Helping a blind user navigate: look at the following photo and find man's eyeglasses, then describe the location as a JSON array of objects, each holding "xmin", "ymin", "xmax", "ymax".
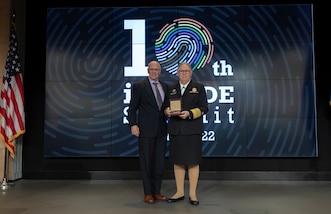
[{"xmin": 148, "ymin": 68, "xmax": 161, "ymax": 71}]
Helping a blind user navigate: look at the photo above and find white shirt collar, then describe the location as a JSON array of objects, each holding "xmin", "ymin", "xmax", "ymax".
[
  {"xmin": 180, "ymin": 80, "xmax": 190, "ymax": 89},
  {"xmin": 148, "ymin": 77, "xmax": 159, "ymax": 85}
]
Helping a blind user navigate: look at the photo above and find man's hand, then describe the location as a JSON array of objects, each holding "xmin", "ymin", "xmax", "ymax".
[{"xmin": 131, "ymin": 125, "xmax": 140, "ymax": 137}]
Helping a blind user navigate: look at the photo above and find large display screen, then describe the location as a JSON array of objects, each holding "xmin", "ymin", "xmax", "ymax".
[{"xmin": 45, "ymin": 4, "xmax": 317, "ymax": 157}]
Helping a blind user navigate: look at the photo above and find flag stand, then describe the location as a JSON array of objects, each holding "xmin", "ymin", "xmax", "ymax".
[{"xmin": 1, "ymin": 149, "xmax": 10, "ymax": 190}]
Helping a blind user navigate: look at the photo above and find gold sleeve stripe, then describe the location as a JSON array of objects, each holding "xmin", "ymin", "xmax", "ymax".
[{"xmin": 191, "ymin": 108, "xmax": 202, "ymax": 119}]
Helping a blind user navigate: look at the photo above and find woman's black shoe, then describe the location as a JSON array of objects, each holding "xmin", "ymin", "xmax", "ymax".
[
  {"xmin": 167, "ymin": 196, "xmax": 185, "ymax": 203},
  {"xmin": 189, "ymin": 197, "xmax": 199, "ymax": 205}
]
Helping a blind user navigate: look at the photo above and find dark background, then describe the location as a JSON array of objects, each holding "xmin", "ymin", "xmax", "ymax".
[
  {"xmin": 44, "ymin": 6, "xmax": 316, "ymax": 158},
  {"xmin": 20, "ymin": 0, "xmax": 331, "ymax": 180}
]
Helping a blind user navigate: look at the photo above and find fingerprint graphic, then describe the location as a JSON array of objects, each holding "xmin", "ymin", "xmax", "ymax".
[{"xmin": 155, "ymin": 18, "xmax": 214, "ymax": 74}]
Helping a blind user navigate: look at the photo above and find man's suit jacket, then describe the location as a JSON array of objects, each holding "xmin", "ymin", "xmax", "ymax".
[
  {"xmin": 128, "ymin": 78, "xmax": 168, "ymax": 138},
  {"xmin": 167, "ymin": 81, "xmax": 208, "ymax": 136}
]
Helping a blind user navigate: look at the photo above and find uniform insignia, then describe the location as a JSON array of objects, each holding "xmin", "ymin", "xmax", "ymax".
[
  {"xmin": 170, "ymin": 88, "xmax": 178, "ymax": 95},
  {"xmin": 189, "ymin": 87, "xmax": 199, "ymax": 93}
]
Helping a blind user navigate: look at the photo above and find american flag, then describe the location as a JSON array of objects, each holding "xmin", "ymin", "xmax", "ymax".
[{"xmin": 0, "ymin": 23, "xmax": 25, "ymax": 158}]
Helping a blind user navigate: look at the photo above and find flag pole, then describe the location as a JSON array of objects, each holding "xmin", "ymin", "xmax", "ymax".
[{"xmin": 1, "ymin": 149, "xmax": 10, "ymax": 190}]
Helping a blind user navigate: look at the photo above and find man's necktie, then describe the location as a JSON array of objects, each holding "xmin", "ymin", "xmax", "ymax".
[{"xmin": 153, "ymin": 82, "xmax": 162, "ymax": 109}]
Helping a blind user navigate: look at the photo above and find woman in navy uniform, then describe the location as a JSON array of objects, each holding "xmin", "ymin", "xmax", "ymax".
[{"xmin": 164, "ymin": 62, "xmax": 208, "ymax": 205}]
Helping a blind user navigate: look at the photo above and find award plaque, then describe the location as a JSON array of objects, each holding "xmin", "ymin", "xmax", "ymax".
[{"xmin": 170, "ymin": 98, "xmax": 183, "ymax": 116}]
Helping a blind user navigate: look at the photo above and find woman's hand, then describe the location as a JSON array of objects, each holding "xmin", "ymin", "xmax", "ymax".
[
  {"xmin": 178, "ymin": 110, "xmax": 189, "ymax": 119},
  {"xmin": 165, "ymin": 107, "xmax": 172, "ymax": 117}
]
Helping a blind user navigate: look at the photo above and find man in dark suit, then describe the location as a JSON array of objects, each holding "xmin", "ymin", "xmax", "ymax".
[
  {"xmin": 128, "ymin": 61, "xmax": 168, "ymax": 204},
  {"xmin": 165, "ymin": 62, "xmax": 208, "ymax": 205}
]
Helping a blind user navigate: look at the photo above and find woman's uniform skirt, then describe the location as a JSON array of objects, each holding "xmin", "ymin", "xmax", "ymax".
[{"xmin": 169, "ymin": 134, "xmax": 202, "ymax": 165}]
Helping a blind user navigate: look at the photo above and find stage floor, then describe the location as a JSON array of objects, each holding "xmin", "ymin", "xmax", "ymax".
[{"xmin": 1, "ymin": 179, "xmax": 331, "ymax": 214}]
